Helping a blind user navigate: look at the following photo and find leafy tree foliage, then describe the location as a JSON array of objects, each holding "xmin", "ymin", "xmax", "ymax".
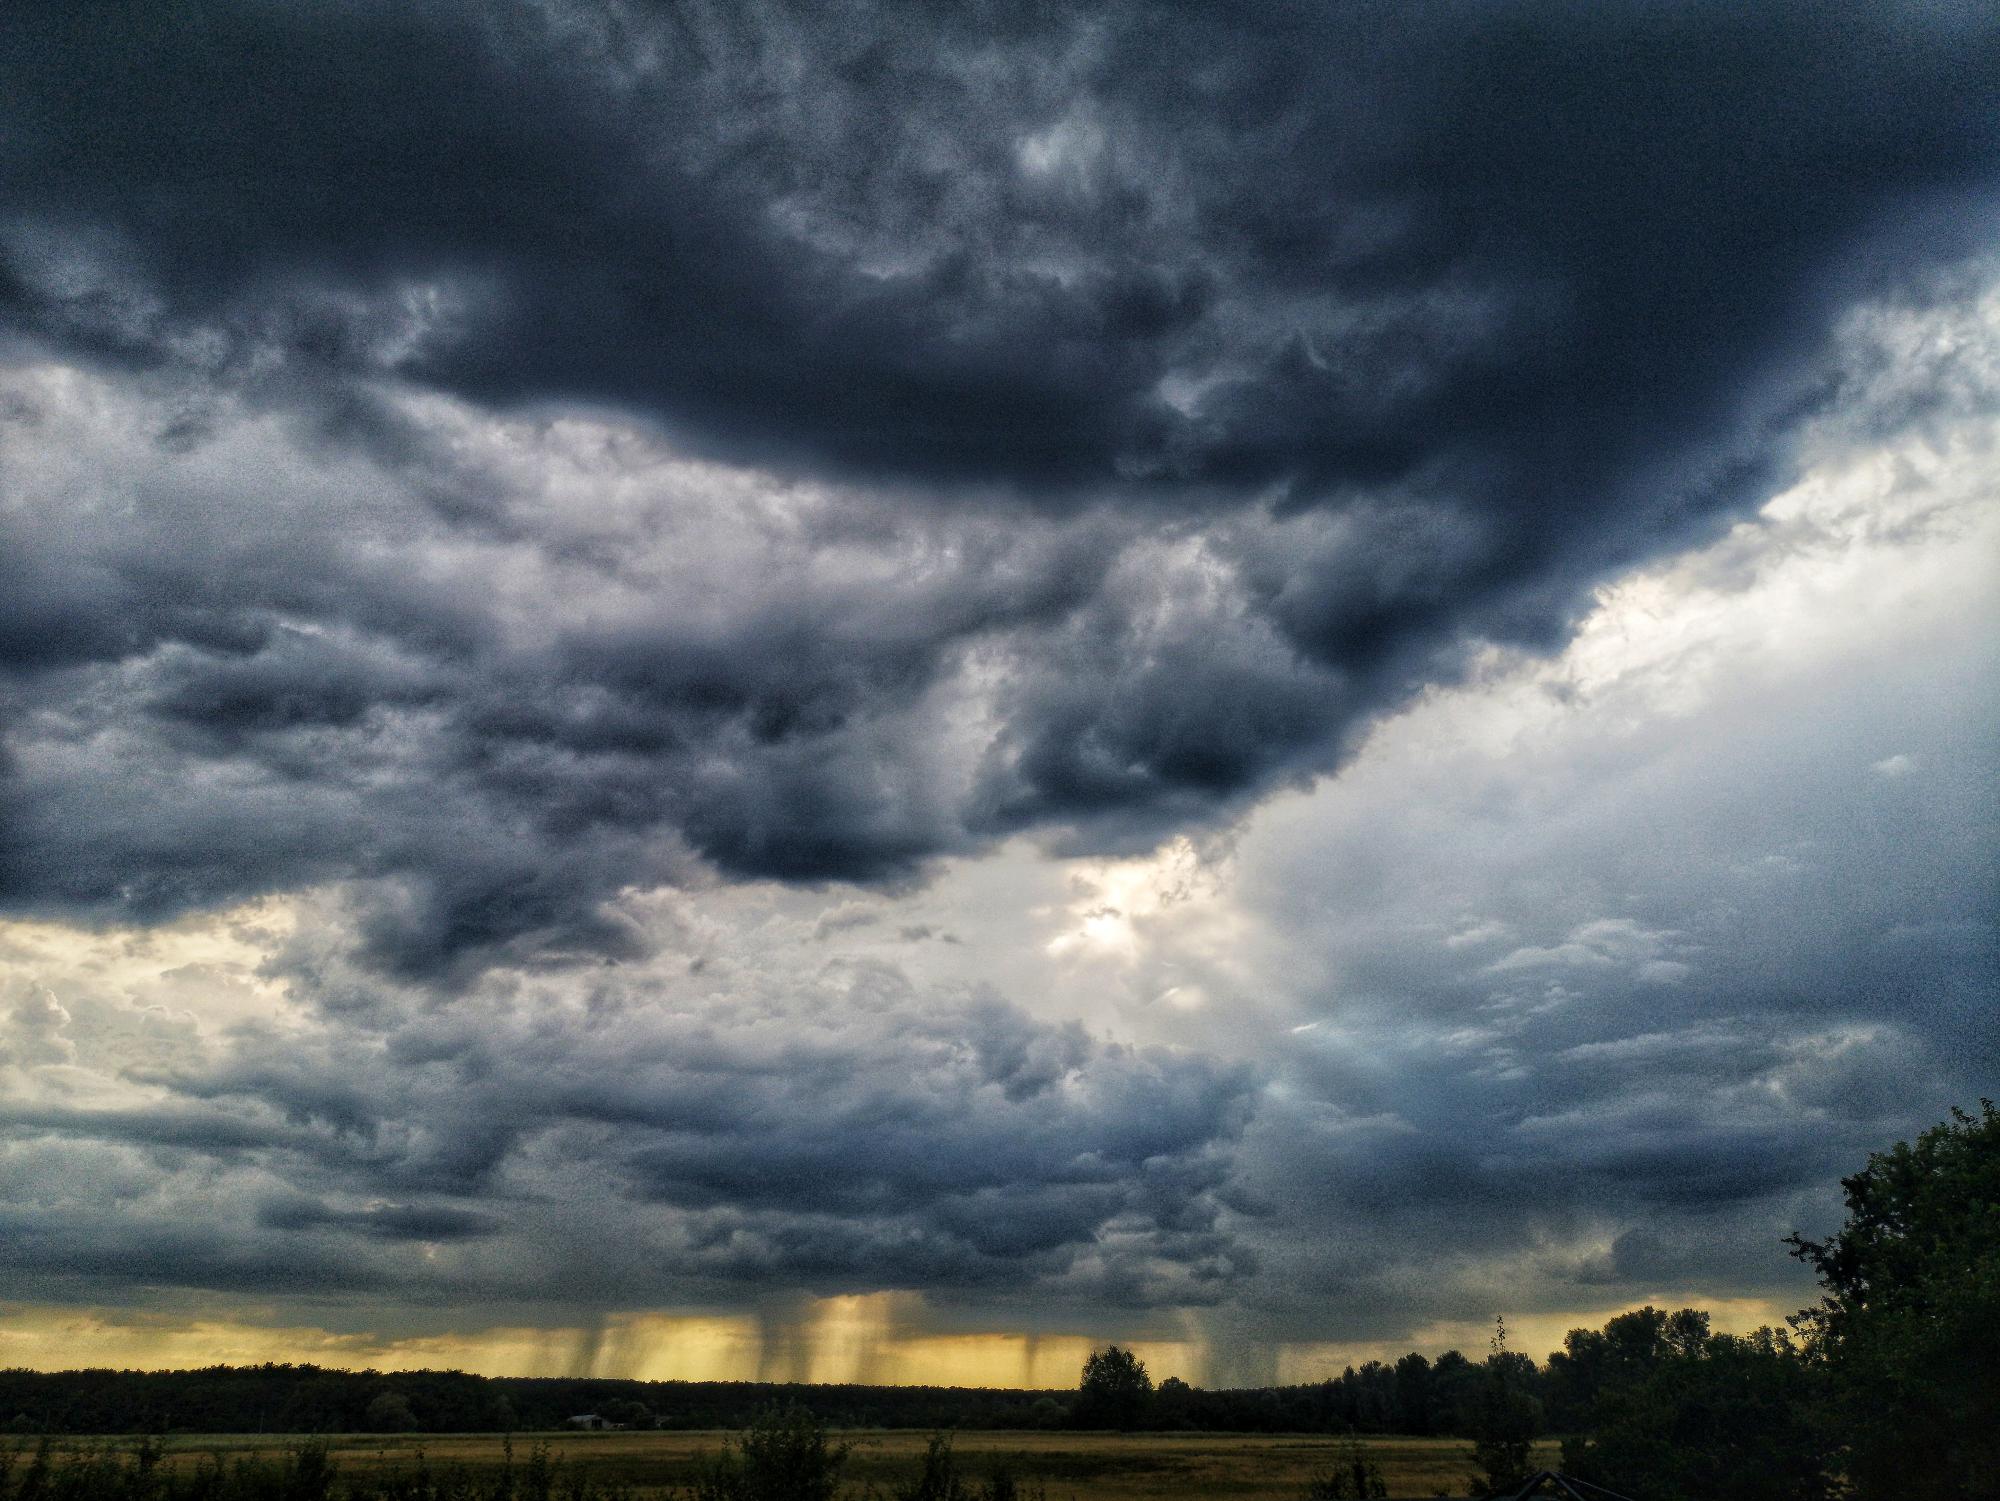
[
  {"xmin": 1544, "ymin": 1305, "xmax": 1711, "ymax": 1430},
  {"xmin": 1024, "ymin": 1397, "xmax": 1067, "ymax": 1430},
  {"xmin": 361, "ymin": 1392, "xmax": 416, "ymax": 1433},
  {"xmin": 1151, "ymin": 1375, "xmax": 1194, "ymax": 1430},
  {"xmin": 1426, "ymin": 1351, "xmax": 1483, "ymax": 1438},
  {"xmin": 0, "ymin": 1367, "xmax": 1088, "ymax": 1436},
  {"xmin": 1787, "ymin": 1100, "xmax": 2000, "ymax": 1501},
  {"xmin": 1390, "ymin": 1353, "xmax": 1432, "ymax": 1436},
  {"xmin": 0, "ymin": 1357, "xmax": 1540, "ymax": 1439},
  {"xmin": 1073, "ymin": 1347, "xmax": 1154, "ymax": 1431},
  {"xmin": 1465, "ymin": 1319, "xmax": 1541, "ymax": 1498},
  {"xmin": 1559, "ymin": 1318, "xmax": 1831, "ymax": 1501}
]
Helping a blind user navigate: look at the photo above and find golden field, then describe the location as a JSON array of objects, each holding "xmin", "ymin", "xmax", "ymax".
[{"xmin": 105, "ymin": 1429, "xmax": 1562, "ymax": 1499}]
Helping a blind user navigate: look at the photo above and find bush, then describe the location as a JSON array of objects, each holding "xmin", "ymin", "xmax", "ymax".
[
  {"xmin": 892, "ymin": 1434, "xmax": 973, "ymax": 1501},
  {"xmin": 1302, "ymin": 1433, "xmax": 1387, "ymax": 1499},
  {"xmin": 683, "ymin": 1405, "xmax": 849, "ymax": 1501},
  {"xmin": 978, "ymin": 1457, "xmax": 1046, "ymax": 1501}
]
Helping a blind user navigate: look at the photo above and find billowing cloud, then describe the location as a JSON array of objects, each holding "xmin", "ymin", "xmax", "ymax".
[
  {"xmin": 0, "ymin": 925, "xmax": 1260, "ymax": 1319},
  {"xmin": 0, "ymin": 0, "xmax": 1995, "ymax": 1374},
  {"xmin": 6, "ymin": 0, "xmax": 2000, "ymax": 972}
]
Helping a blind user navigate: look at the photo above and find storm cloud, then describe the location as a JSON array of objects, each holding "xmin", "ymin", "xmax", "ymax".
[
  {"xmin": 0, "ymin": 953, "xmax": 1259, "ymax": 1316},
  {"xmin": 5, "ymin": 0, "xmax": 2000, "ymax": 972},
  {"xmin": 0, "ymin": 0, "xmax": 1996, "ymax": 1370}
]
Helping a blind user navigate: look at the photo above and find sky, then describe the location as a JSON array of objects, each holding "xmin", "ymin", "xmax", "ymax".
[{"xmin": 1, "ymin": 0, "xmax": 1996, "ymax": 1387}]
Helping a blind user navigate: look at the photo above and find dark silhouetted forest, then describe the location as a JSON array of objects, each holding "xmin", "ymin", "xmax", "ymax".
[{"xmin": 0, "ymin": 1354, "xmax": 1564, "ymax": 1439}]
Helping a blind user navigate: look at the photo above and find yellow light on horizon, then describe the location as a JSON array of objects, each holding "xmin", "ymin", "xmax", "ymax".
[{"xmin": 0, "ymin": 1301, "xmax": 1200, "ymax": 1390}]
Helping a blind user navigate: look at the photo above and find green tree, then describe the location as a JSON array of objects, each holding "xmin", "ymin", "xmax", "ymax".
[
  {"xmin": 1153, "ymin": 1375, "xmax": 1195, "ymax": 1430},
  {"xmin": 1465, "ymin": 1318, "xmax": 1540, "ymax": 1497},
  {"xmin": 363, "ymin": 1390, "xmax": 417, "ymax": 1432},
  {"xmin": 1391, "ymin": 1352, "xmax": 1433, "ymax": 1434},
  {"xmin": 1428, "ymin": 1350, "xmax": 1481, "ymax": 1437},
  {"xmin": 1074, "ymin": 1346, "xmax": 1154, "ymax": 1431},
  {"xmin": 1561, "ymin": 1323, "xmax": 1831, "ymax": 1501},
  {"xmin": 1787, "ymin": 1101, "xmax": 2000, "ymax": 1501},
  {"xmin": 1545, "ymin": 1305, "xmax": 1696, "ymax": 1429}
]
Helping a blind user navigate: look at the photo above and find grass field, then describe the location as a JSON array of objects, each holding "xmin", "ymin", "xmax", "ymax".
[{"xmin": 80, "ymin": 1430, "xmax": 1562, "ymax": 1499}]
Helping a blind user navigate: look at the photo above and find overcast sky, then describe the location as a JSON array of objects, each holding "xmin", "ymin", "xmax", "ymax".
[{"xmin": 2, "ymin": 0, "xmax": 1996, "ymax": 1385}]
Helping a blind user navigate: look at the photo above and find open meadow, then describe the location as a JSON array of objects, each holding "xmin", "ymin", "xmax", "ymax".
[{"xmin": 52, "ymin": 1430, "xmax": 1563, "ymax": 1500}]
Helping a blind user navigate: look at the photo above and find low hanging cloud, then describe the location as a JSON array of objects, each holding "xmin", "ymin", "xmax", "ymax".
[{"xmin": 0, "ymin": 950, "xmax": 1260, "ymax": 1316}]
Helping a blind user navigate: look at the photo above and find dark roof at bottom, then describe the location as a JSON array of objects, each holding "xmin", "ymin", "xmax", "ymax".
[{"xmin": 1482, "ymin": 1472, "xmax": 1639, "ymax": 1501}]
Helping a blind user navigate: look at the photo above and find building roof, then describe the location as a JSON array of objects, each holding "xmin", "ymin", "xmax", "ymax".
[{"xmin": 1483, "ymin": 1472, "xmax": 1638, "ymax": 1501}]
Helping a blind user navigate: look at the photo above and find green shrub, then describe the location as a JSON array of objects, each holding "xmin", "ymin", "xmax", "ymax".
[
  {"xmin": 1301, "ymin": 1433, "xmax": 1387, "ymax": 1499},
  {"xmin": 681, "ymin": 1406, "xmax": 849, "ymax": 1501}
]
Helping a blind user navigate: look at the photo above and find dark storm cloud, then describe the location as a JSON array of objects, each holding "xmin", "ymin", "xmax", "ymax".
[
  {"xmin": 4, "ymin": 0, "xmax": 2000, "ymax": 972},
  {"xmin": 255, "ymin": 1196, "xmax": 503, "ymax": 1242},
  {"xmin": 0, "ymin": 1209, "xmax": 392, "ymax": 1298},
  {"xmin": 0, "ymin": 1101, "xmax": 287, "ymax": 1157},
  {"xmin": 10, "ymin": 0, "xmax": 1997, "ymax": 503},
  {"xmin": 0, "ymin": 368, "xmax": 1125, "ymax": 972}
]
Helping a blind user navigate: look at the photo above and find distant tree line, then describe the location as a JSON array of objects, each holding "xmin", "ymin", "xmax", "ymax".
[
  {"xmin": 0, "ymin": 1336, "xmax": 1670, "ymax": 1443},
  {"xmin": 0, "ymin": 1370, "xmax": 1079, "ymax": 1439},
  {"xmin": 0, "ymin": 1357, "xmax": 1580, "ymax": 1442},
  {"xmin": 1066, "ymin": 1338, "xmax": 1548, "ymax": 1438}
]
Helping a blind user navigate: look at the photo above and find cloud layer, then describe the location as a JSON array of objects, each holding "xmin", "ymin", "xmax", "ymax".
[
  {"xmin": 7, "ymin": 0, "xmax": 2000, "ymax": 971},
  {"xmin": 1, "ymin": 0, "xmax": 1996, "ymax": 1370}
]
